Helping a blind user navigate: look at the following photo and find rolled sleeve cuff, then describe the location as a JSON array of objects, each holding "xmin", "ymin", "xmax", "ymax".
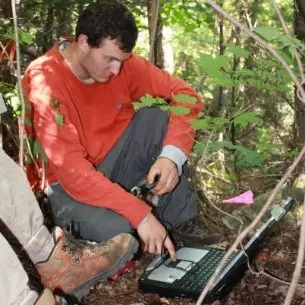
[{"xmin": 159, "ymin": 145, "xmax": 187, "ymax": 176}]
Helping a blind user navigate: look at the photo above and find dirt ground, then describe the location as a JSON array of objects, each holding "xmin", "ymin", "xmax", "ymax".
[{"xmin": 83, "ymin": 211, "xmax": 305, "ymax": 305}]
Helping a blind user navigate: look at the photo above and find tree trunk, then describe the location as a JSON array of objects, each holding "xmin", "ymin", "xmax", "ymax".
[
  {"xmin": 294, "ymin": 0, "xmax": 305, "ymax": 144},
  {"xmin": 42, "ymin": 1, "xmax": 54, "ymax": 53},
  {"xmin": 55, "ymin": 1, "xmax": 73, "ymax": 38},
  {"xmin": 147, "ymin": 0, "xmax": 164, "ymax": 68}
]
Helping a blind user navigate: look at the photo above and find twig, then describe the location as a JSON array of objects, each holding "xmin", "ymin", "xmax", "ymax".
[
  {"xmin": 271, "ymin": 0, "xmax": 305, "ymax": 81},
  {"xmin": 200, "ymin": 168, "xmax": 233, "ymax": 184},
  {"xmin": 283, "ymin": 192, "xmax": 305, "ymax": 305},
  {"xmin": 25, "ymin": 137, "xmax": 39, "ymax": 173},
  {"xmin": 245, "ymin": 11, "xmax": 253, "ymax": 31},
  {"xmin": 260, "ymin": 269, "xmax": 305, "ymax": 288},
  {"xmin": 205, "ymin": 0, "xmax": 305, "ymax": 103},
  {"xmin": 0, "ymin": 41, "xmax": 17, "ymax": 74},
  {"xmin": 11, "ymin": 0, "xmax": 26, "ymax": 167},
  {"xmin": 196, "ymin": 144, "xmax": 305, "ymax": 305}
]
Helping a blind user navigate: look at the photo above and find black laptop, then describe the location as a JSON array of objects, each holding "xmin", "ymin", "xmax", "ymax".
[{"xmin": 138, "ymin": 197, "xmax": 295, "ymax": 302}]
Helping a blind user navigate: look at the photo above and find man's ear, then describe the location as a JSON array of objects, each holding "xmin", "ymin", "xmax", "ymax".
[{"xmin": 77, "ymin": 34, "xmax": 89, "ymax": 53}]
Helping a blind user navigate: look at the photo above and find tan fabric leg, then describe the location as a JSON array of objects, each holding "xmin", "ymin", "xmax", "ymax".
[
  {"xmin": 0, "ymin": 233, "xmax": 39, "ymax": 305},
  {"xmin": 0, "ymin": 148, "xmax": 54, "ymax": 264}
]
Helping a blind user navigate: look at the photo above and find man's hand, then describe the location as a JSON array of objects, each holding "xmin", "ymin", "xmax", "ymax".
[
  {"xmin": 137, "ymin": 212, "xmax": 176, "ymax": 261},
  {"xmin": 147, "ymin": 157, "xmax": 179, "ymax": 196}
]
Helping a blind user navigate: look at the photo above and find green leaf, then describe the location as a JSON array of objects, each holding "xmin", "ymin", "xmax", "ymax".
[
  {"xmin": 140, "ymin": 94, "xmax": 166, "ymax": 106},
  {"xmin": 55, "ymin": 112, "xmax": 64, "ymax": 126},
  {"xmin": 194, "ymin": 140, "xmax": 262, "ymax": 168},
  {"xmin": 211, "ymin": 73, "xmax": 235, "ymax": 87},
  {"xmin": 277, "ymin": 35, "xmax": 295, "ymax": 48},
  {"xmin": 133, "ymin": 94, "xmax": 168, "ymax": 111},
  {"xmin": 200, "ymin": 54, "xmax": 230, "ymax": 73},
  {"xmin": 51, "ymin": 98, "xmax": 60, "ymax": 110},
  {"xmin": 235, "ymin": 145, "xmax": 262, "ymax": 167},
  {"xmin": 190, "ymin": 117, "xmax": 229, "ymax": 130},
  {"xmin": 33, "ymin": 140, "xmax": 48, "ymax": 163},
  {"xmin": 9, "ymin": 95, "xmax": 20, "ymax": 111},
  {"xmin": 20, "ymin": 31, "xmax": 33, "ymax": 45},
  {"xmin": 25, "ymin": 104, "xmax": 31, "ymax": 113},
  {"xmin": 233, "ymin": 112, "xmax": 261, "ymax": 128},
  {"xmin": 24, "ymin": 118, "xmax": 32, "ymax": 126},
  {"xmin": 168, "ymin": 106, "xmax": 190, "ymax": 115},
  {"xmin": 254, "ymin": 27, "xmax": 281, "ymax": 41},
  {"xmin": 194, "ymin": 140, "xmax": 236, "ymax": 153},
  {"xmin": 276, "ymin": 68, "xmax": 291, "ymax": 82},
  {"xmin": 226, "ymin": 44, "xmax": 250, "ymax": 58},
  {"xmin": 173, "ymin": 94, "xmax": 197, "ymax": 104}
]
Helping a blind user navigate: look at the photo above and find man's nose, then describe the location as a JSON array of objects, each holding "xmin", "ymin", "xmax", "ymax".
[{"xmin": 110, "ymin": 61, "xmax": 121, "ymax": 76}]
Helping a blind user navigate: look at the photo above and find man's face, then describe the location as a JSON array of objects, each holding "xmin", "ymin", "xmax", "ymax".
[{"xmin": 80, "ymin": 37, "xmax": 130, "ymax": 83}]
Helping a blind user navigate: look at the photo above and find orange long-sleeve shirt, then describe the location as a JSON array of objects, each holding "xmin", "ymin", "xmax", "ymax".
[{"xmin": 22, "ymin": 42, "xmax": 203, "ymax": 228}]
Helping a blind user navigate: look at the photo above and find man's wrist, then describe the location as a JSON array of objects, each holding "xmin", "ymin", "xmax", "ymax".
[
  {"xmin": 159, "ymin": 145, "xmax": 187, "ymax": 175},
  {"xmin": 137, "ymin": 212, "xmax": 150, "ymax": 228}
]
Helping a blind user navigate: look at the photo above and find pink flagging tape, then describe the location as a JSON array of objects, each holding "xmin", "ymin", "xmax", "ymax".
[{"xmin": 222, "ymin": 190, "xmax": 254, "ymax": 205}]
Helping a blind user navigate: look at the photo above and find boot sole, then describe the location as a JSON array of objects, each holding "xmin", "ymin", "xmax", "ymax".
[{"xmin": 69, "ymin": 236, "xmax": 139, "ymax": 301}]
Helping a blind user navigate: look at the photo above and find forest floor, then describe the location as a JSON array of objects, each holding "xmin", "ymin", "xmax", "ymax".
[{"xmin": 83, "ymin": 203, "xmax": 305, "ymax": 305}]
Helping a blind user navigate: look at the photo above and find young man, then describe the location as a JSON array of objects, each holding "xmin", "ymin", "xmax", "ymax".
[
  {"xmin": 22, "ymin": 0, "xmax": 219, "ymax": 261},
  {"xmin": 0, "ymin": 146, "xmax": 138, "ymax": 305}
]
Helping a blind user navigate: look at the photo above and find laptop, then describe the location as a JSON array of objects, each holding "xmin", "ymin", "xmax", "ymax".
[{"xmin": 138, "ymin": 197, "xmax": 295, "ymax": 302}]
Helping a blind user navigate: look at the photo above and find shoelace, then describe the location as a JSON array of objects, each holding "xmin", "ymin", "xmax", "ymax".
[{"xmin": 61, "ymin": 236, "xmax": 109, "ymax": 263}]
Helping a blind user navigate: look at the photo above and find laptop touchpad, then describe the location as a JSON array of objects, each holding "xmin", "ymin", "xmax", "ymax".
[{"xmin": 148, "ymin": 247, "xmax": 209, "ymax": 283}]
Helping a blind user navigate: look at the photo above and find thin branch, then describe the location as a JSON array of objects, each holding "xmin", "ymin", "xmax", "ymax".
[
  {"xmin": 283, "ymin": 192, "xmax": 305, "ymax": 305},
  {"xmin": 205, "ymin": 0, "xmax": 305, "ymax": 103},
  {"xmin": 0, "ymin": 41, "xmax": 17, "ymax": 75},
  {"xmin": 245, "ymin": 11, "xmax": 253, "ymax": 30},
  {"xmin": 11, "ymin": 0, "xmax": 26, "ymax": 167},
  {"xmin": 271, "ymin": 0, "xmax": 305, "ymax": 81},
  {"xmin": 196, "ymin": 144, "xmax": 305, "ymax": 305},
  {"xmin": 200, "ymin": 168, "xmax": 233, "ymax": 184},
  {"xmin": 25, "ymin": 137, "xmax": 39, "ymax": 173}
]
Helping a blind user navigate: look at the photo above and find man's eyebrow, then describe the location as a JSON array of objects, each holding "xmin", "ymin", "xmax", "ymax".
[{"xmin": 105, "ymin": 55, "xmax": 122, "ymax": 62}]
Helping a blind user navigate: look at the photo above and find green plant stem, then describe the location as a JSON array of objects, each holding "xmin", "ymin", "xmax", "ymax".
[{"xmin": 11, "ymin": 0, "xmax": 26, "ymax": 167}]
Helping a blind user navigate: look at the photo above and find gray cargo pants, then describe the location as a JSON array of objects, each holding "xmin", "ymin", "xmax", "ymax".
[{"xmin": 46, "ymin": 108, "xmax": 197, "ymax": 242}]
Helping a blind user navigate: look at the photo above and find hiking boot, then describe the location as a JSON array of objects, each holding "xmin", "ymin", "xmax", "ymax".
[
  {"xmin": 36, "ymin": 228, "xmax": 138, "ymax": 301},
  {"xmin": 172, "ymin": 217, "xmax": 221, "ymax": 246}
]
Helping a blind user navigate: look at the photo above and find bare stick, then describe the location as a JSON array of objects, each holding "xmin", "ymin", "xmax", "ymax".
[
  {"xmin": 283, "ymin": 192, "xmax": 305, "ymax": 305},
  {"xmin": 205, "ymin": 0, "xmax": 305, "ymax": 103},
  {"xmin": 196, "ymin": 144, "xmax": 305, "ymax": 305},
  {"xmin": 271, "ymin": 0, "xmax": 305, "ymax": 81},
  {"xmin": 11, "ymin": 0, "xmax": 26, "ymax": 167}
]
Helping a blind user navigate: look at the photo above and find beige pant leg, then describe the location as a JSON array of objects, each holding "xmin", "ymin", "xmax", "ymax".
[
  {"xmin": 0, "ymin": 148, "xmax": 54, "ymax": 264},
  {"xmin": 0, "ymin": 233, "xmax": 39, "ymax": 305}
]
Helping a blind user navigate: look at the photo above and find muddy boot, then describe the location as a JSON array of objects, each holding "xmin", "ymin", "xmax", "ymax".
[{"xmin": 36, "ymin": 228, "xmax": 138, "ymax": 301}]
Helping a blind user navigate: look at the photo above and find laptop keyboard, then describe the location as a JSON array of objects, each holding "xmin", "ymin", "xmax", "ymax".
[{"xmin": 171, "ymin": 248, "xmax": 237, "ymax": 291}]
